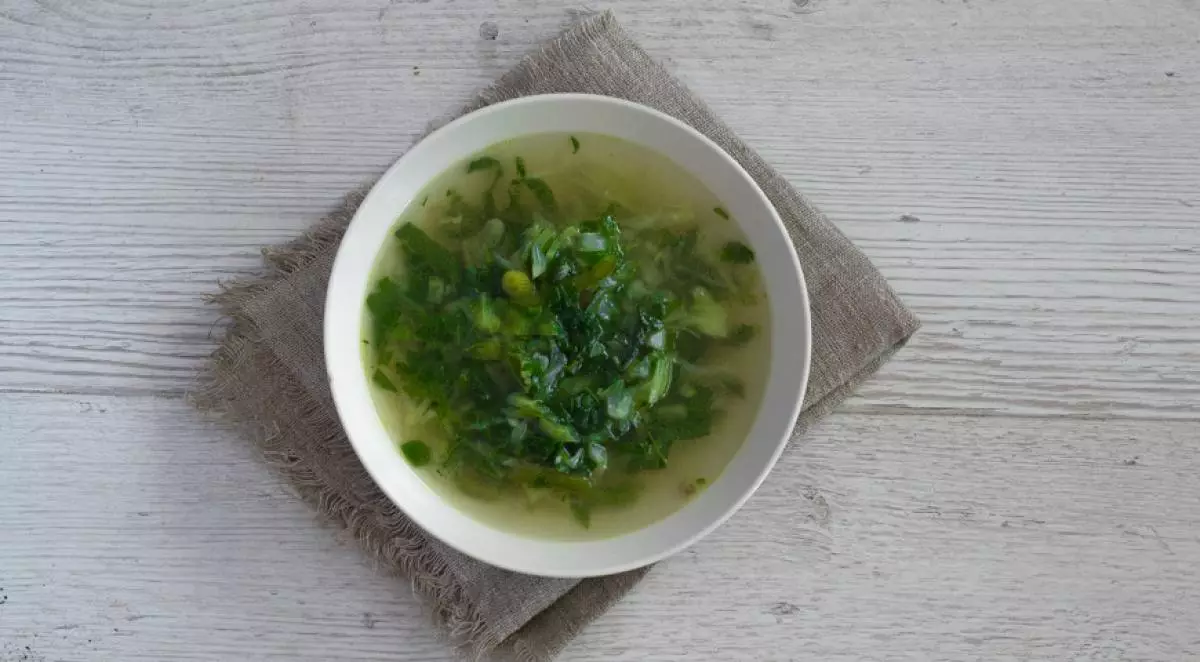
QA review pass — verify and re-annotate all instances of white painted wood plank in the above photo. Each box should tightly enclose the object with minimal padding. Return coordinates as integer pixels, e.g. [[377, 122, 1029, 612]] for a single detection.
[[2, 395, 1197, 660], [0, 393, 450, 661], [1, 0, 1198, 418]]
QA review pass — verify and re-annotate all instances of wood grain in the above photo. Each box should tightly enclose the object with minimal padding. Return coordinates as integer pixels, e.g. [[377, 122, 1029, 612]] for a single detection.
[[2, 0, 1198, 417], [2, 0, 1199, 659], [2, 395, 1197, 660]]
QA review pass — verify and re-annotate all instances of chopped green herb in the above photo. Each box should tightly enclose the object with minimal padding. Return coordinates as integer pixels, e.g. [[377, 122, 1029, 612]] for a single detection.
[[713, 206, 730, 219], [570, 135, 580, 154], [400, 440, 432, 467], [364, 147, 764, 529], [372, 368, 398, 392], [421, 196, 428, 207], [522, 177, 556, 210], [719, 241, 756, 264], [467, 156, 502, 173]]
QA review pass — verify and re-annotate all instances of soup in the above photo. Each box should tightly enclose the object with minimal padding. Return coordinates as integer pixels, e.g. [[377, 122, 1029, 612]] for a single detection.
[[362, 132, 770, 540]]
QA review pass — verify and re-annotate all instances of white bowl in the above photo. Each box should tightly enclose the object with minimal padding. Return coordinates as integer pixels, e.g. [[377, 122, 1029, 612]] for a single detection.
[[325, 94, 810, 577]]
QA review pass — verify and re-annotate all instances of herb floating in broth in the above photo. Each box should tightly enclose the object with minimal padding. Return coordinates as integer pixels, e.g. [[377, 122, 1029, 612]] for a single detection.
[[363, 132, 769, 537], [401, 440, 433, 467], [720, 240, 756, 265]]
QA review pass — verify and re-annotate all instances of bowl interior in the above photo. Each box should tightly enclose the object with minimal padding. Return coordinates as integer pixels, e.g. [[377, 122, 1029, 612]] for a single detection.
[[324, 94, 810, 577]]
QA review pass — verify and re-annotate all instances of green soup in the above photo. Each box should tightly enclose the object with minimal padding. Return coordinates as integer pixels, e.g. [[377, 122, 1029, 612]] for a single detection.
[[362, 132, 770, 540]]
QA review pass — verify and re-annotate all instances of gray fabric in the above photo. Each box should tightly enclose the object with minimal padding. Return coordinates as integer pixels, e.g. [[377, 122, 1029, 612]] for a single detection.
[[196, 11, 919, 662]]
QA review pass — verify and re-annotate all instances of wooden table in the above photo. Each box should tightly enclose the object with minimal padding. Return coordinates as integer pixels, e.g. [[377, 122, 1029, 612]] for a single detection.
[[2, 1, 1198, 659]]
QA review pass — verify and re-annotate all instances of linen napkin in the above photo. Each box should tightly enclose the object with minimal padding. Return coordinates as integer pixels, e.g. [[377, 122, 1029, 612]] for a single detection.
[[197, 11, 920, 662]]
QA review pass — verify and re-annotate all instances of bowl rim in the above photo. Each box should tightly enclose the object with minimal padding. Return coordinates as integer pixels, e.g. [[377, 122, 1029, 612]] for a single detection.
[[324, 93, 811, 577]]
